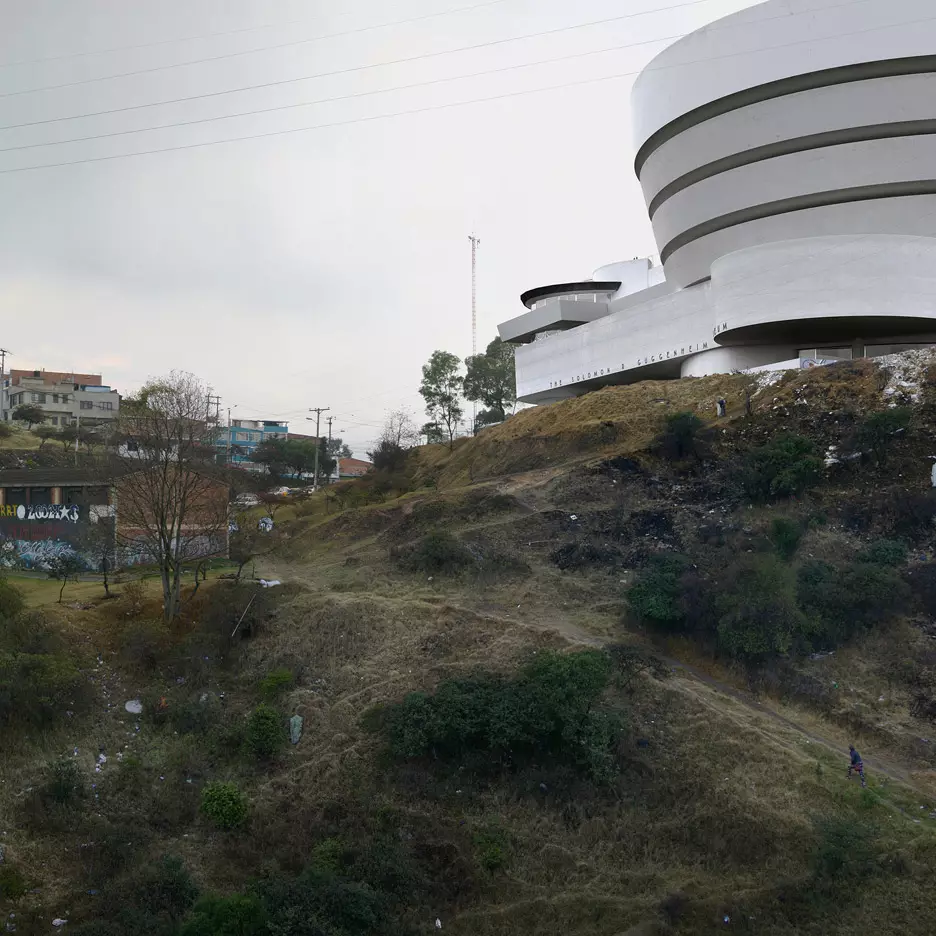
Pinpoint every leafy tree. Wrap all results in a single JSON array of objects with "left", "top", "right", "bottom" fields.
[
  {"left": 282, "top": 439, "right": 320, "bottom": 479},
  {"left": 739, "top": 433, "right": 822, "bottom": 502},
  {"left": 463, "top": 337, "right": 516, "bottom": 423},
  {"left": 326, "top": 436, "right": 353, "bottom": 459},
  {"left": 34, "top": 424, "right": 57, "bottom": 448},
  {"left": 250, "top": 438, "right": 289, "bottom": 477},
  {"left": 367, "top": 439, "right": 407, "bottom": 473},
  {"left": 421, "top": 422, "right": 447, "bottom": 445},
  {"left": 58, "top": 424, "right": 78, "bottom": 450},
  {"left": 0, "top": 422, "right": 11, "bottom": 439},
  {"left": 857, "top": 407, "right": 912, "bottom": 465},
  {"left": 419, "top": 350, "right": 463, "bottom": 449},
  {"left": 11, "top": 403, "right": 45, "bottom": 429},
  {"left": 46, "top": 551, "right": 85, "bottom": 603}
]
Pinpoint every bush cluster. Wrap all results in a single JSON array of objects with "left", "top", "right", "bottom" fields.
[
  {"left": 738, "top": 433, "right": 822, "bottom": 503},
  {"left": 245, "top": 704, "right": 285, "bottom": 760},
  {"left": 379, "top": 650, "right": 622, "bottom": 783},
  {"left": 399, "top": 530, "right": 476, "bottom": 575},
  {"left": 627, "top": 555, "right": 689, "bottom": 629},
  {"left": 0, "top": 595, "right": 86, "bottom": 730},
  {"left": 200, "top": 781, "right": 248, "bottom": 830},
  {"left": 629, "top": 546, "right": 910, "bottom": 663},
  {"left": 654, "top": 411, "right": 707, "bottom": 461}
]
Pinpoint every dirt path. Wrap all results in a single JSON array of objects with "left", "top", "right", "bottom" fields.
[{"left": 499, "top": 605, "right": 936, "bottom": 806}]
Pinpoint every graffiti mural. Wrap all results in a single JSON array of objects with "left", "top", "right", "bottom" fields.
[
  {"left": 0, "top": 504, "right": 80, "bottom": 522},
  {"left": 0, "top": 538, "right": 86, "bottom": 571}
]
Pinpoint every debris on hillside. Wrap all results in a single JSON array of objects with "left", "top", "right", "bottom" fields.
[{"left": 878, "top": 348, "right": 934, "bottom": 404}]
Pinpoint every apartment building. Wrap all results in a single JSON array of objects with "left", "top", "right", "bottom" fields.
[
  {"left": 217, "top": 418, "right": 289, "bottom": 467},
  {"left": 1, "top": 370, "right": 120, "bottom": 428}
]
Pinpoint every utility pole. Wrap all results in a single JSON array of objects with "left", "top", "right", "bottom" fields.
[
  {"left": 206, "top": 392, "right": 221, "bottom": 433},
  {"left": 468, "top": 233, "right": 480, "bottom": 434},
  {"left": 0, "top": 348, "right": 10, "bottom": 422},
  {"left": 307, "top": 406, "right": 330, "bottom": 491}
]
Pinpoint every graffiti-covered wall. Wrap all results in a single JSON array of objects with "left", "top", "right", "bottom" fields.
[{"left": 0, "top": 501, "right": 90, "bottom": 570}]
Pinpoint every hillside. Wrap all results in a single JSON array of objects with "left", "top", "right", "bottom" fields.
[{"left": 5, "top": 352, "right": 936, "bottom": 934}]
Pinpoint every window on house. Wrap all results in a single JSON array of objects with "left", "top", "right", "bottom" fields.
[
  {"left": 50, "top": 417, "right": 58, "bottom": 426},
  {"left": 7, "top": 488, "right": 25, "bottom": 504},
  {"left": 29, "top": 487, "right": 51, "bottom": 505},
  {"left": 80, "top": 400, "right": 93, "bottom": 410},
  {"left": 101, "top": 401, "right": 113, "bottom": 411},
  {"left": 235, "top": 432, "right": 250, "bottom": 441},
  {"left": 31, "top": 393, "right": 46, "bottom": 403}
]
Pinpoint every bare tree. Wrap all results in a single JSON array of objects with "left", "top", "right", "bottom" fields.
[
  {"left": 110, "top": 371, "right": 229, "bottom": 621},
  {"left": 380, "top": 408, "right": 421, "bottom": 449}
]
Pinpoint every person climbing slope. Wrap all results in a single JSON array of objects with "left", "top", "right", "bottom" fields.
[{"left": 848, "top": 745, "right": 866, "bottom": 787}]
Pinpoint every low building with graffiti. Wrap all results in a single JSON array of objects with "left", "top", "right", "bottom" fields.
[{"left": 0, "top": 467, "right": 228, "bottom": 571}]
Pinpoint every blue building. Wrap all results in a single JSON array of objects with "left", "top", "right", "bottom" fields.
[{"left": 217, "top": 419, "right": 289, "bottom": 468}]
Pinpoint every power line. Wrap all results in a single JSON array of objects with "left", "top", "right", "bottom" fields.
[
  {"left": 0, "top": 1, "right": 906, "bottom": 176},
  {"left": 0, "top": 0, "right": 513, "bottom": 72},
  {"left": 0, "top": 72, "right": 635, "bottom": 175},
  {"left": 0, "top": 0, "right": 875, "bottom": 136},
  {"left": 0, "top": 40, "right": 672, "bottom": 154},
  {"left": 0, "top": 0, "right": 723, "bottom": 100}
]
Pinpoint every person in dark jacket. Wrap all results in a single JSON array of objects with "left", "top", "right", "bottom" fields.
[{"left": 848, "top": 745, "right": 866, "bottom": 787}]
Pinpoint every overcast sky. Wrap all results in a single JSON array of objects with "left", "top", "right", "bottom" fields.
[{"left": 0, "top": 0, "right": 754, "bottom": 455}]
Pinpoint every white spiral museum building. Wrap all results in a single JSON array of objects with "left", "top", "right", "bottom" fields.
[{"left": 500, "top": 0, "right": 936, "bottom": 404}]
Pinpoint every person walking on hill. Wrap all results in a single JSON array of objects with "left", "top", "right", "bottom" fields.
[{"left": 848, "top": 745, "right": 866, "bottom": 787}]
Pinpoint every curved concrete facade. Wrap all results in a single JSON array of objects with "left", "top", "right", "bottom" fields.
[{"left": 500, "top": 0, "right": 936, "bottom": 404}]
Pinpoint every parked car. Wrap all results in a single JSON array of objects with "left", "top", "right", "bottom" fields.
[{"left": 233, "top": 493, "right": 260, "bottom": 508}]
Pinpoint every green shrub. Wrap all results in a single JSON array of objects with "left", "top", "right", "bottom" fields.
[
  {"left": 716, "top": 555, "right": 807, "bottom": 661},
  {"left": 857, "top": 407, "right": 912, "bottom": 464},
  {"left": 0, "top": 576, "right": 25, "bottom": 622},
  {"left": 0, "top": 649, "right": 85, "bottom": 728},
  {"left": 797, "top": 559, "right": 910, "bottom": 647},
  {"left": 0, "top": 423, "right": 12, "bottom": 439},
  {"left": 770, "top": 517, "right": 802, "bottom": 560},
  {"left": 401, "top": 530, "right": 475, "bottom": 575},
  {"left": 473, "top": 825, "right": 510, "bottom": 872},
  {"left": 812, "top": 818, "right": 878, "bottom": 890},
  {"left": 740, "top": 433, "right": 822, "bottom": 502},
  {"left": 246, "top": 703, "right": 285, "bottom": 760},
  {"left": 857, "top": 538, "right": 907, "bottom": 567},
  {"left": 0, "top": 863, "right": 29, "bottom": 899},
  {"left": 627, "top": 555, "right": 689, "bottom": 629},
  {"left": 259, "top": 667, "right": 295, "bottom": 701},
  {"left": 382, "top": 650, "right": 620, "bottom": 782},
  {"left": 257, "top": 867, "right": 386, "bottom": 936},
  {"left": 179, "top": 894, "right": 267, "bottom": 936},
  {"left": 45, "top": 757, "right": 84, "bottom": 805},
  {"left": 310, "top": 837, "right": 347, "bottom": 875},
  {"left": 656, "top": 411, "right": 705, "bottom": 461},
  {"left": 200, "top": 781, "right": 248, "bottom": 830}
]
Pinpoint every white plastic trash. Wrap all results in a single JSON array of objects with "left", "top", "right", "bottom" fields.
[{"left": 124, "top": 700, "right": 143, "bottom": 715}]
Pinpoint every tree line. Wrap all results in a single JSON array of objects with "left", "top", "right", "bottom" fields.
[{"left": 418, "top": 336, "right": 516, "bottom": 447}]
